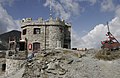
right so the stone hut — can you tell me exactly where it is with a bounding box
[21,17,71,53]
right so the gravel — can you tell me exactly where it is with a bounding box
[5,49,120,78]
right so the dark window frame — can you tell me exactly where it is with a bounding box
[23,29,27,35]
[60,28,63,33]
[33,28,41,34]
[19,42,26,51]
[33,42,40,51]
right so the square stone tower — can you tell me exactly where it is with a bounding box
[21,17,71,53]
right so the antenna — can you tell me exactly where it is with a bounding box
[107,22,110,33]
[50,0,52,17]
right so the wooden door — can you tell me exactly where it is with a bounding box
[33,42,40,51]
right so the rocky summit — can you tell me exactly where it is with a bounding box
[2,49,120,78]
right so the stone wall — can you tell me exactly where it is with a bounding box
[21,17,71,52]
[49,25,64,49]
[22,25,45,53]
[5,59,25,76]
[0,58,5,75]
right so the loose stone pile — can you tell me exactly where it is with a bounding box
[6,49,120,78]
[22,49,83,78]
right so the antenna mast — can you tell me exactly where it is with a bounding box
[50,0,52,17]
[107,22,110,33]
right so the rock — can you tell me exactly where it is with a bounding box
[42,64,48,70]
[28,63,32,66]
[81,52,86,57]
[20,49,120,78]
[56,56,62,60]
[76,58,82,62]
[46,70,57,75]
[78,52,82,58]
[37,60,41,63]
[58,69,66,75]
[55,61,59,65]
[41,53,47,57]
[47,62,56,70]
[51,57,56,62]
[41,69,44,74]
[81,64,84,67]
[34,69,40,76]
[37,75,40,77]
[67,60,73,64]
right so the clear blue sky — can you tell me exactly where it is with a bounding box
[3,0,118,37]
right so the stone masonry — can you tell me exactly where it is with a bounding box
[21,17,71,53]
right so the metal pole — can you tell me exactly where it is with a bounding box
[45,25,46,53]
[107,22,110,33]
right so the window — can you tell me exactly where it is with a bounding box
[34,28,41,34]
[60,28,63,33]
[9,42,15,50]
[23,29,26,35]
[19,42,26,51]
[8,51,14,56]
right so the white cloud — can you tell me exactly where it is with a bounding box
[115,5,120,18]
[78,0,97,4]
[101,0,115,12]
[72,24,106,48]
[0,0,20,34]
[0,0,15,6]
[89,0,97,5]
[44,0,120,49]
[44,0,98,20]
[44,0,81,20]
[72,29,84,48]
[72,17,120,49]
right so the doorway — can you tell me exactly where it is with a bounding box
[2,64,6,71]
[63,45,68,48]
[33,42,40,52]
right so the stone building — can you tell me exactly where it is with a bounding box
[21,17,71,53]
[5,39,27,76]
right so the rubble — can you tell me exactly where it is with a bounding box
[3,49,120,78]
[95,49,120,60]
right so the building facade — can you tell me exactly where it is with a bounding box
[21,17,71,53]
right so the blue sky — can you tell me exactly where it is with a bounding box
[4,0,50,19]
[1,0,120,48]
[3,0,115,36]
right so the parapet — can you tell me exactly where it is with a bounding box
[65,23,72,27]
[38,17,44,22]
[21,17,71,27]
[21,18,32,23]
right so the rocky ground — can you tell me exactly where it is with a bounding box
[2,48,120,78]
